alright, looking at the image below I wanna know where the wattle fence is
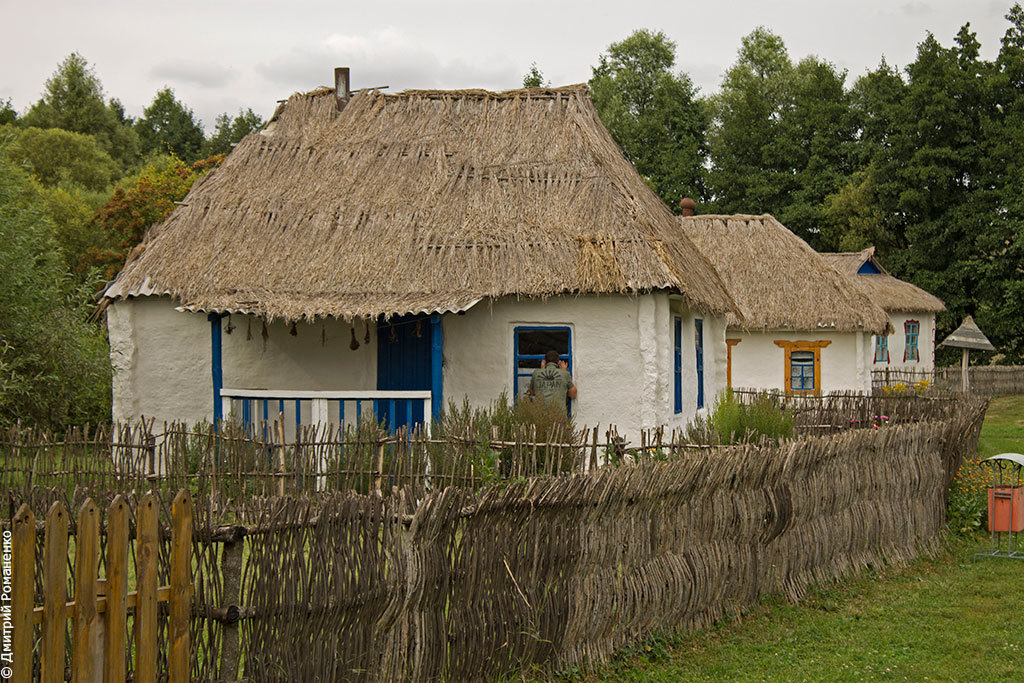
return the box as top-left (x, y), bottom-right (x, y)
top-left (872, 365), bottom-right (1024, 395)
top-left (0, 395), bottom-right (988, 680)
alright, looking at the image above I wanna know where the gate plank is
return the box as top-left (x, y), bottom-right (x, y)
top-left (134, 493), bottom-right (158, 683)
top-left (168, 490), bottom-right (193, 682)
top-left (41, 502), bottom-right (69, 683)
top-left (72, 499), bottom-right (99, 683)
top-left (12, 504), bottom-right (36, 683)
top-left (104, 496), bottom-right (129, 683)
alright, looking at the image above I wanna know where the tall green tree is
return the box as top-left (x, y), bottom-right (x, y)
top-left (522, 63), bottom-right (546, 88)
top-left (708, 28), bottom-right (854, 246)
top-left (0, 152), bottom-right (111, 426)
top-left (84, 155), bottom-right (222, 279)
top-left (22, 53), bottom-right (138, 169)
top-left (136, 88), bottom-right (205, 162)
top-left (589, 29), bottom-right (710, 208)
top-left (5, 126), bottom-right (117, 190)
top-left (203, 108), bottom-right (264, 156)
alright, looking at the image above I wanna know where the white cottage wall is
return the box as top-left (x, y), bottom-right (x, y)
top-left (108, 297), bottom-right (212, 425)
top-left (729, 330), bottom-right (873, 394)
top-left (442, 293), bottom-right (727, 438)
top-left (877, 312), bottom-right (936, 373)
top-left (221, 315), bottom-right (376, 392)
top-left (110, 294), bottom-right (729, 437)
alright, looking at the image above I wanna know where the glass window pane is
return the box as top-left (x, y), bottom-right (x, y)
top-left (517, 328), bottom-right (569, 357)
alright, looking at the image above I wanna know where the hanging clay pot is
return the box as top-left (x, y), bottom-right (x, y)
top-left (350, 325), bottom-right (360, 350)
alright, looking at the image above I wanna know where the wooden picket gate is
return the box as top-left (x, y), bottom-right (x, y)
top-left (10, 490), bottom-right (192, 682)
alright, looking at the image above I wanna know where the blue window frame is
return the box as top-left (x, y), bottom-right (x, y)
top-left (874, 334), bottom-right (889, 363)
top-left (695, 318), bottom-right (705, 410)
top-left (904, 320), bottom-right (920, 362)
top-left (790, 350), bottom-right (815, 392)
top-left (513, 326), bottom-right (572, 401)
top-left (673, 317), bottom-right (682, 414)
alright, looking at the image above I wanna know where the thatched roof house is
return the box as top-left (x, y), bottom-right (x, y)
top-left (677, 213), bottom-right (889, 395)
top-left (104, 79), bottom-right (735, 434)
top-left (821, 247), bottom-right (945, 314)
top-left (104, 84), bottom-right (734, 321)
top-left (678, 215), bottom-right (888, 333)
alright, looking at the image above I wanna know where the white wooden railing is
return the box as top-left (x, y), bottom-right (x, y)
top-left (220, 388), bottom-right (433, 436)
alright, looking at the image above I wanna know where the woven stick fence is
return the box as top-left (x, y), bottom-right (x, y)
top-left (872, 365), bottom-right (1024, 395)
top-left (0, 396), bottom-right (988, 680)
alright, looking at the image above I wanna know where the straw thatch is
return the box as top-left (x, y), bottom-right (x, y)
top-left (678, 215), bottom-right (889, 333)
top-left (102, 85), bottom-right (736, 322)
top-left (938, 315), bottom-right (996, 351)
top-left (822, 247), bottom-right (945, 314)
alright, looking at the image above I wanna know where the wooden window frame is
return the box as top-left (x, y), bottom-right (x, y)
top-left (874, 334), bottom-right (890, 364)
top-left (904, 320), bottom-right (920, 363)
top-left (773, 340), bottom-right (831, 396)
top-left (726, 338), bottom-right (742, 388)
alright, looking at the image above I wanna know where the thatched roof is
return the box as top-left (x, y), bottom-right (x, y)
top-left (103, 85), bottom-right (736, 322)
top-left (938, 316), bottom-right (996, 351)
top-left (678, 215), bottom-right (889, 333)
top-left (821, 248), bottom-right (945, 314)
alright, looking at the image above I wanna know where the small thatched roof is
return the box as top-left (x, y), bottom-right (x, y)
top-left (104, 84), bottom-right (736, 322)
top-left (679, 215), bottom-right (889, 333)
top-left (821, 247), bottom-right (945, 314)
top-left (938, 316), bottom-right (996, 351)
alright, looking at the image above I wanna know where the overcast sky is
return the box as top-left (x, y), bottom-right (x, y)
top-left (2, 1), bottom-right (1015, 130)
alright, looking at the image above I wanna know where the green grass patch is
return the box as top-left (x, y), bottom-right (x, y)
top-left (570, 538), bottom-right (1024, 682)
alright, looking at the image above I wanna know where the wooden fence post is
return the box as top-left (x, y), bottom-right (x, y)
top-left (218, 533), bottom-right (245, 681)
top-left (11, 505), bottom-right (36, 683)
top-left (134, 493), bottom-right (158, 683)
top-left (41, 502), bottom-right (68, 683)
top-left (104, 496), bottom-right (129, 683)
top-left (72, 499), bottom-right (100, 683)
top-left (168, 490), bottom-right (193, 682)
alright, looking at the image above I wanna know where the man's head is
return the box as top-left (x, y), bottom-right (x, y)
top-left (545, 350), bottom-right (560, 364)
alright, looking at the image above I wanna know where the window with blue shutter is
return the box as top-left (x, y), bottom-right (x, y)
top-left (695, 318), bottom-right (704, 410)
top-left (673, 317), bottom-right (682, 414)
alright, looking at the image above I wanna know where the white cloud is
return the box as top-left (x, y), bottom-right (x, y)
top-left (256, 28), bottom-right (519, 93)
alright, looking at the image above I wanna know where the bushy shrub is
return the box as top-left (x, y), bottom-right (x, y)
top-left (435, 392), bottom-right (580, 478)
top-left (693, 389), bottom-right (795, 445)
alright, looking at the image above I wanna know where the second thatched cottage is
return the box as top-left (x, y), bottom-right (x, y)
top-left (102, 72), bottom-right (737, 437)
top-left (679, 212), bottom-right (890, 395)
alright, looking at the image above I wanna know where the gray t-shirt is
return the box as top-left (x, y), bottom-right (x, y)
top-left (529, 365), bottom-right (574, 405)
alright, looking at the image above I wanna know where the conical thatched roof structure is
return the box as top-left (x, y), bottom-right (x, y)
top-left (679, 214), bottom-right (889, 333)
top-left (103, 85), bottom-right (736, 322)
top-left (938, 315), bottom-right (996, 351)
top-left (821, 247), bottom-right (945, 314)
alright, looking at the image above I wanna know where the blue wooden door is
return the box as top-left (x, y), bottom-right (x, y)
top-left (377, 314), bottom-right (432, 429)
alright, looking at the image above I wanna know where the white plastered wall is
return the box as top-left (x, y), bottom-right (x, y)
top-left (108, 297), bottom-right (213, 425)
top-left (109, 293), bottom-right (730, 437)
top-left (729, 329), bottom-right (874, 394)
top-left (443, 293), bottom-right (728, 438)
top-left (108, 296), bottom-right (377, 425)
top-left (875, 312), bottom-right (936, 372)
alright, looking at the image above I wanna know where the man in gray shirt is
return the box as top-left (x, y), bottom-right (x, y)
top-left (528, 350), bottom-right (577, 406)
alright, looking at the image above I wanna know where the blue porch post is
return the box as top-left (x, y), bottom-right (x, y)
top-left (209, 313), bottom-right (224, 425)
top-left (430, 314), bottom-right (443, 422)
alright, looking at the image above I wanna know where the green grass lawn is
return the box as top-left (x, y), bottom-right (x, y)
top-left (566, 395), bottom-right (1024, 682)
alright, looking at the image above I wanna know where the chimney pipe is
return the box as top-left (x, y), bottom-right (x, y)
top-left (679, 197), bottom-right (696, 217)
top-left (334, 67), bottom-right (350, 111)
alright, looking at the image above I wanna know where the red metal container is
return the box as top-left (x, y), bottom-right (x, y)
top-left (988, 486), bottom-right (1024, 532)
